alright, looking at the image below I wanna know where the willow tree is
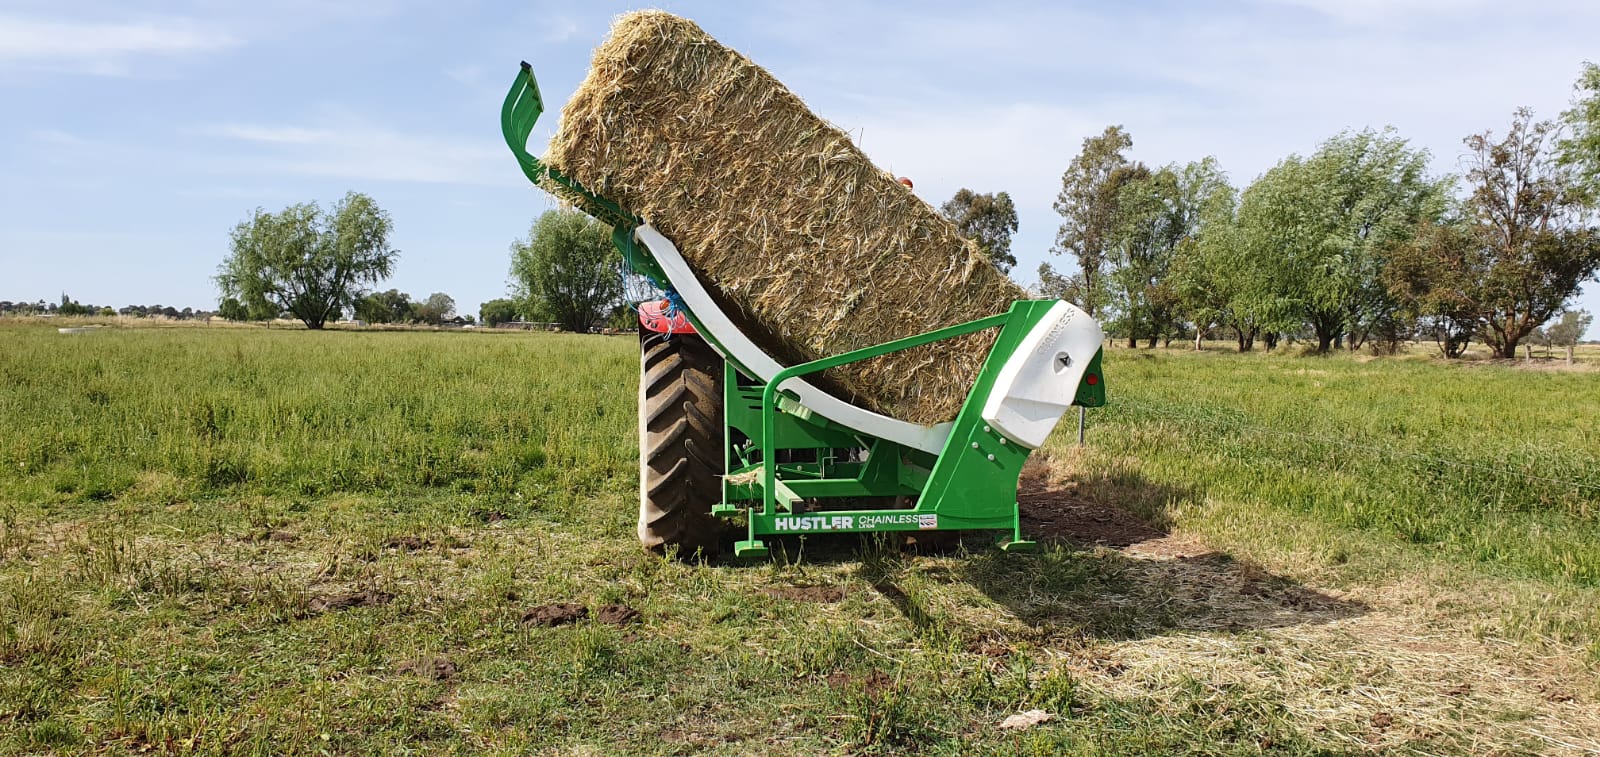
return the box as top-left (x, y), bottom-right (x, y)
top-left (1559, 61), bottom-right (1600, 201)
top-left (509, 209), bottom-right (621, 333)
top-left (216, 192), bottom-right (398, 330)
top-left (1235, 129), bottom-right (1449, 352)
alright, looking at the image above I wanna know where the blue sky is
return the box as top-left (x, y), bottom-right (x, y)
top-left (2, 0), bottom-right (1598, 336)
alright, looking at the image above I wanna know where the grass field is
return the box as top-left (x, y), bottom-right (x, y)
top-left (2, 319), bottom-right (1598, 754)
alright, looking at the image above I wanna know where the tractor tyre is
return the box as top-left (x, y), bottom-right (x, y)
top-left (638, 327), bottom-right (725, 557)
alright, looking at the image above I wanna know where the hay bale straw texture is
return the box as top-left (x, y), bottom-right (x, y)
top-left (544, 10), bottom-right (1026, 425)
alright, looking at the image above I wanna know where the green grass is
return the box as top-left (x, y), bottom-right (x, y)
top-left (0, 324), bottom-right (635, 509)
top-left (2, 320), bottom-right (1597, 755)
top-left (1072, 347), bottom-right (1600, 583)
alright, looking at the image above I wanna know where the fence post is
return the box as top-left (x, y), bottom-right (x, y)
top-left (1077, 406), bottom-right (1087, 445)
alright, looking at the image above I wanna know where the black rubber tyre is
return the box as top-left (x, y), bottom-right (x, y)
top-left (638, 327), bottom-right (724, 556)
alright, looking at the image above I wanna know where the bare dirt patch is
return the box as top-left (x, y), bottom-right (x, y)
top-left (824, 670), bottom-right (893, 697)
top-left (310, 589), bottom-right (394, 613)
top-left (397, 656), bottom-right (458, 681)
top-left (595, 604), bottom-right (641, 626)
top-left (521, 603), bottom-right (588, 626)
top-left (384, 536), bottom-right (433, 550)
top-left (1016, 467), bottom-right (1167, 548)
top-left (244, 529), bottom-right (300, 544)
top-left (965, 631), bottom-right (1015, 659)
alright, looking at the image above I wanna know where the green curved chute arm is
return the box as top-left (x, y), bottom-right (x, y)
top-left (500, 62), bottom-right (640, 231)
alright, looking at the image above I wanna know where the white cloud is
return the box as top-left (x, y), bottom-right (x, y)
top-left (443, 64), bottom-right (486, 89)
top-left (541, 14), bottom-right (580, 44)
top-left (1252, 0), bottom-right (1493, 24)
top-left (849, 102), bottom-right (1100, 207)
top-left (29, 129), bottom-right (91, 147)
top-left (204, 124), bottom-right (339, 145)
top-left (0, 14), bottom-right (236, 73)
top-left (197, 121), bottom-right (513, 186)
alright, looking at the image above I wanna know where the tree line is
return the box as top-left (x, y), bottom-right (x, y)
top-left (0, 295), bottom-right (215, 320)
top-left (203, 64), bottom-right (1599, 351)
top-left (1022, 63), bottom-right (1600, 358)
top-left (210, 189), bottom-right (631, 332)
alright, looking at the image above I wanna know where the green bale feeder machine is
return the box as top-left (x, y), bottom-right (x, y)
top-left (502, 63), bottom-right (1106, 558)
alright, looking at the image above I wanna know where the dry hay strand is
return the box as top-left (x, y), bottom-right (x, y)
top-left (1066, 615), bottom-right (1600, 755)
top-left (1043, 536), bottom-right (1600, 754)
top-left (722, 467), bottom-right (763, 486)
top-left (544, 11), bottom-right (1024, 424)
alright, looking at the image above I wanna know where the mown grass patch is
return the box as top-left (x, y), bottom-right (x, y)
top-left (2, 320), bottom-right (1597, 754)
top-left (1063, 347), bottom-right (1600, 583)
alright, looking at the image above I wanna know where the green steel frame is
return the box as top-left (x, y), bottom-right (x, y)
top-left (713, 301), bottom-right (1059, 557)
top-left (502, 63), bottom-right (1105, 558)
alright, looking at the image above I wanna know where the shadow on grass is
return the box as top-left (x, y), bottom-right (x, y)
top-left (972, 467), bottom-right (1364, 641)
top-left (753, 464), bottom-right (1366, 644)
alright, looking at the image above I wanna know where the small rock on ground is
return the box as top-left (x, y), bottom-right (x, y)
top-left (998, 709), bottom-right (1055, 730)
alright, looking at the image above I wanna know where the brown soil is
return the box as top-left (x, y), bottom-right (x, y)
top-left (1015, 469), bottom-right (1166, 548)
top-left (965, 631), bottom-right (1015, 658)
top-left (899, 530), bottom-right (961, 554)
top-left (384, 536), bottom-right (432, 550)
top-left (397, 656), bottom-right (458, 681)
top-left (761, 585), bottom-right (845, 603)
top-left (1539, 684), bottom-right (1575, 703)
top-left (595, 604), bottom-right (642, 626)
top-left (522, 603), bottom-right (588, 626)
top-left (824, 670), bottom-right (893, 696)
top-left (310, 589), bottom-right (394, 613)
top-left (863, 670), bottom-right (893, 696)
